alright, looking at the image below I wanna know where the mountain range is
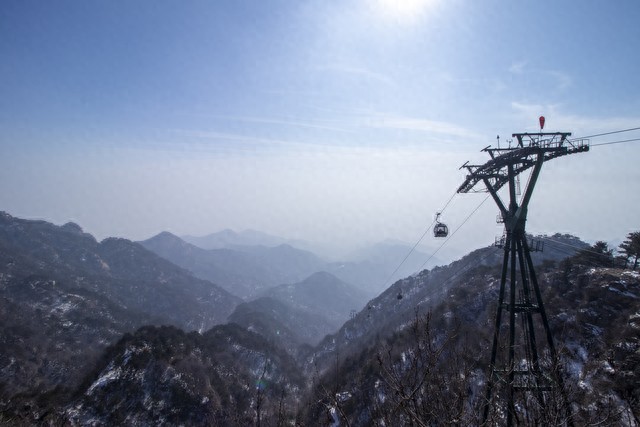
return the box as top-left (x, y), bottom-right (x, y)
top-left (142, 231), bottom-right (448, 299)
top-left (226, 271), bottom-right (369, 354)
top-left (140, 231), bottom-right (326, 299)
top-left (1, 211), bottom-right (637, 425)
top-left (0, 211), bottom-right (240, 416)
top-left (65, 323), bottom-right (304, 425)
top-left (301, 249), bottom-right (640, 425)
top-left (182, 228), bottom-right (311, 252)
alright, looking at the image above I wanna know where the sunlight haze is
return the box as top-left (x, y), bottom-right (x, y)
top-left (1, 0), bottom-right (639, 262)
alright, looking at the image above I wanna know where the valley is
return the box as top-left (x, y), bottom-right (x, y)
top-left (3, 2), bottom-right (639, 425)
top-left (1, 212), bottom-right (637, 425)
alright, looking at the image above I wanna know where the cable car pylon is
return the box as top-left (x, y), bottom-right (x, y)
top-left (458, 124), bottom-right (588, 426)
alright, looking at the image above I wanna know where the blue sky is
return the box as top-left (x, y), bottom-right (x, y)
top-left (1, 0), bottom-right (639, 259)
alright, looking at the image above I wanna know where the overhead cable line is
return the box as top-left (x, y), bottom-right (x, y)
top-left (590, 137), bottom-right (640, 147)
top-left (538, 241), bottom-right (617, 270)
top-left (575, 126), bottom-right (640, 140)
top-left (533, 233), bottom-right (620, 258)
top-left (421, 244), bottom-right (501, 296)
top-left (380, 190), bottom-right (458, 291)
top-left (381, 126), bottom-right (639, 295)
top-left (415, 194), bottom-right (491, 274)
top-left (350, 243), bottom-right (502, 391)
top-left (350, 235), bottom-right (615, 397)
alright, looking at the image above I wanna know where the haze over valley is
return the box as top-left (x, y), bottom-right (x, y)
top-left (1, 211), bottom-right (638, 424)
top-left (1, 0), bottom-right (640, 424)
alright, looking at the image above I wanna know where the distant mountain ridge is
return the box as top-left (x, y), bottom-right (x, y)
top-left (140, 231), bottom-right (327, 299)
top-left (0, 213), bottom-right (239, 329)
top-left (2, 210), bottom-right (633, 424)
top-left (227, 271), bottom-right (369, 354)
top-left (228, 296), bottom-right (335, 352)
top-left (301, 242), bottom-right (640, 425)
top-left (310, 234), bottom-right (592, 374)
top-left (147, 231), bottom-right (454, 298)
top-left (145, 228), bottom-right (590, 300)
top-left (326, 241), bottom-right (441, 295)
top-left (0, 211), bottom-right (240, 412)
top-left (182, 228), bottom-right (308, 251)
top-left (262, 271), bottom-right (367, 327)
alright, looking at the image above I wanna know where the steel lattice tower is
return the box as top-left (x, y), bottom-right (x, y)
top-left (458, 131), bottom-right (588, 425)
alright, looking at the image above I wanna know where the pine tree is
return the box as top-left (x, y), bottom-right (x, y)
top-left (575, 241), bottom-right (613, 267)
top-left (619, 231), bottom-right (640, 270)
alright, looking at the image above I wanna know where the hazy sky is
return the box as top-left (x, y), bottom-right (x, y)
top-left (1, 0), bottom-right (639, 260)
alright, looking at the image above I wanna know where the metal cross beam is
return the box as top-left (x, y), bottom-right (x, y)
top-left (458, 133), bottom-right (588, 195)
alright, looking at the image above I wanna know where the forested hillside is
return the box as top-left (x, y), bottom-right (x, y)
top-left (1, 212), bottom-right (638, 425)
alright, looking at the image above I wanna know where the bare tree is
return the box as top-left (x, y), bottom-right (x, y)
top-left (372, 312), bottom-right (482, 426)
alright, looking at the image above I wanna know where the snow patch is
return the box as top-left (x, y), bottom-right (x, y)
top-left (578, 379), bottom-right (592, 391)
top-left (336, 391), bottom-right (351, 403)
top-left (53, 301), bottom-right (76, 314)
top-left (329, 406), bottom-right (340, 426)
top-left (585, 323), bottom-right (604, 337)
top-left (87, 364), bottom-right (122, 395)
top-left (607, 286), bottom-right (638, 299)
top-left (602, 360), bottom-right (615, 374)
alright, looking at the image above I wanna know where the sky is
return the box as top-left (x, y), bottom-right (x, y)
top-left (1, 0), bottom-right (639, 261)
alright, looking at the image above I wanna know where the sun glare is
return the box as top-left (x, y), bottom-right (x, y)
top-left (373, 0), bottom-right (436, 24)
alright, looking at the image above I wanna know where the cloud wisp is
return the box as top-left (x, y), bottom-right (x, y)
top-left (507, 62), bottom-right (572, 91)
top-left (363, 113), bottom-right (482, 140)
top-left (317, 63), bottom-right (396, 86)
top-left (196, 114), bottom-right (356, 134)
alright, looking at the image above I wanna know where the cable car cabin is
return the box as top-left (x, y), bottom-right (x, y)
top-left (433, 212), bottom-right (448, 238)
top-left (433, 222), bottom-right (448, 238)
